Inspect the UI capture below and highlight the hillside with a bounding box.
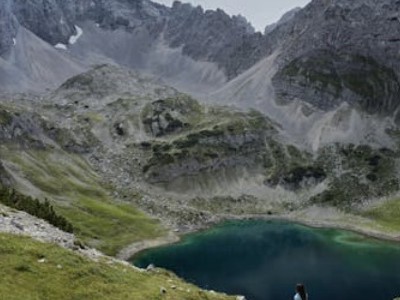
[1,64,400,245]
[0,233,235,300]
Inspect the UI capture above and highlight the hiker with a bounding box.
[294,283,308,300]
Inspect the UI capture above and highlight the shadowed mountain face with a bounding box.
[269,0,400,114]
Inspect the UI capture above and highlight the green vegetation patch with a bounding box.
[0,109,13,126]
[311,144,399,208]
[0,233,235,300]
[143,116,270,175]
[0,148,164,255]
[263,141,319,189]
[0,189,73,233]
[57,197,163,256]
[363,198,400,232]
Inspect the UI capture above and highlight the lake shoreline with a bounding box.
[118,208,400,261]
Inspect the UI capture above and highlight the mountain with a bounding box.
[270,0,400,113]
[1,1,400,298]
[0,0,399,229]
[213,0,400,149]
[0,0,263,95]
[2,0,399,149]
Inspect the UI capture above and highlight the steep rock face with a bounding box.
[144,128,267,185]
[0,105,93,153]
[0,0,165,56]
[1,0,400,149]
[0,0,260,82]
[84,0,168,32]
[275,0,400,66]
[0,108,48,149]
[0,0,18,56]
[2,0,400,98]
[164,1,256,78]
[211,0,400,149]
[264,7,301,35]
[11,0,87,46]
[214,0,400,112]
[269,0,400,113]
[273,50,400,114]
[141,105,276,189]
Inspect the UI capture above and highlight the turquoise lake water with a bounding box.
[133,221,400,300]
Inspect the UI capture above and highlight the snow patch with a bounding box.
[69,25,83,45]
[55,43,68,50]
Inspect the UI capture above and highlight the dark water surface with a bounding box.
[133,221,400,300]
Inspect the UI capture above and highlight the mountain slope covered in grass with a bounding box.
[0,233,235,300]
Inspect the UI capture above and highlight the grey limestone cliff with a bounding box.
[0,0,259,80]
[269,0,400,114]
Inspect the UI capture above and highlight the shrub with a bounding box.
[0,188,73,233]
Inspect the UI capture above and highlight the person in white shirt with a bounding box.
[294,283,308,300]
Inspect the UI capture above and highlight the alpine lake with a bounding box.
[133,221,400,300]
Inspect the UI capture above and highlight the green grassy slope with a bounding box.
[0,148,164,255]
[0,233,235,300]
[363,198,400,232]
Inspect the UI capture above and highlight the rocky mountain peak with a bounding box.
[1,0,400,124]
[264,7,301,35]
[165,1,255,66]
[0,0,261,82]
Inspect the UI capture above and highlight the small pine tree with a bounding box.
[0,188,73,233]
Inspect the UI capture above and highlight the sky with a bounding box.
[154,0,311,32]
